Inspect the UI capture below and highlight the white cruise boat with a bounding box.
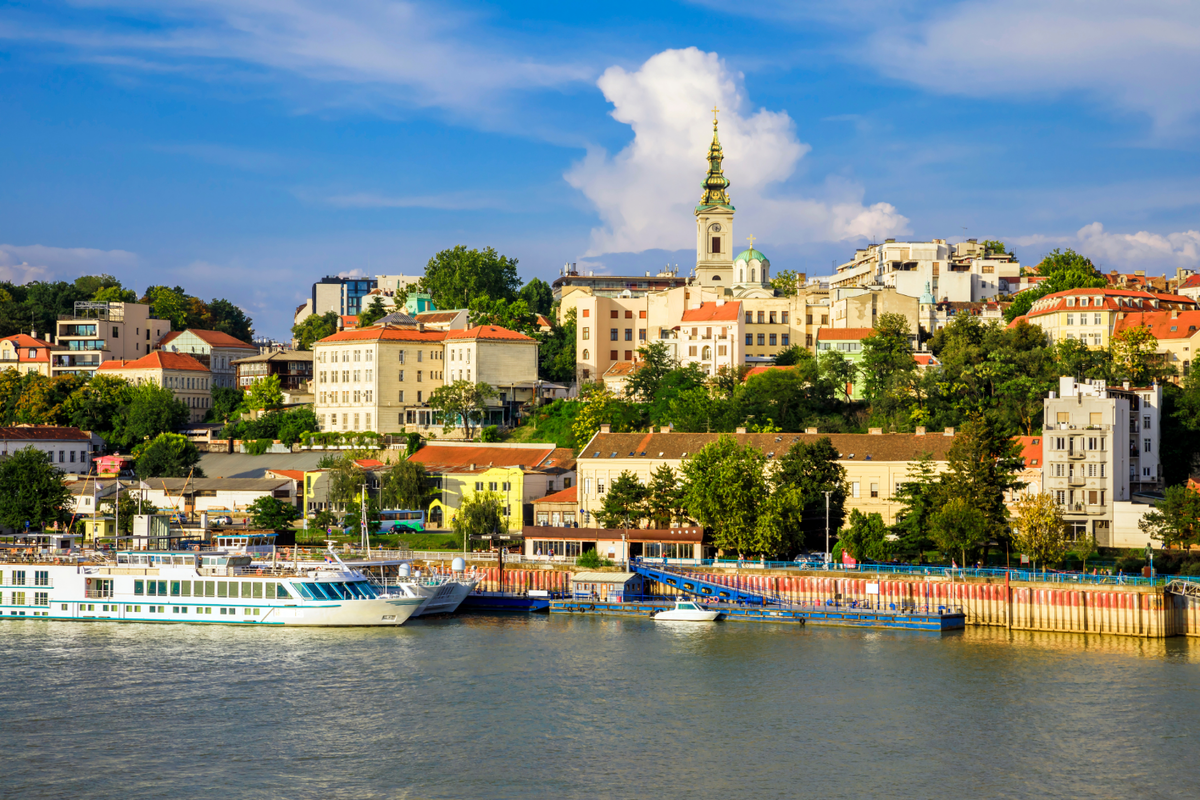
[0,548,423,627]
[354,560,479,617]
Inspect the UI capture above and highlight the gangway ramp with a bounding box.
[632,561,783,606]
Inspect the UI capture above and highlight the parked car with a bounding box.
[214,516,233,526]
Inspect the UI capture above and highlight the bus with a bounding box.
[378,510,426,533]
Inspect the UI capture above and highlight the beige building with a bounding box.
[832,238,1020,303]
[1014,288,1197,348]
[97,351,214,422]
[0,333,53,376]
[577,429,956,527]
[157,329,258,389]
[50,301,170,378]
[831,286,920,336]
[1111,309,1200,382]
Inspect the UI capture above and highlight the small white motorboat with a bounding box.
[653,599,721,622]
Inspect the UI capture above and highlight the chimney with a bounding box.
[868,427,882,435]
[805,427,818,434]
[944,427,955,436]
[915,426,926,435]
[735,427,747,434]
[600,424,611,434]
[660,425,672,433]
[469,463,476,471]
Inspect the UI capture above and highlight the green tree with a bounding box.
[379,460,432,511]
[1138,484,1200,549]
[247,496,300,531]
[417,245,520,310]
[773,437,848,552]
[519,278,554,316]
[206,298,254,343]
[0,446,71,530]
[358,295,388,328]
[62,375,133,446]
[980,240,1010,257]
[838,509,895,562]
[769,269,803,297]
[818,349,858,403]
[427,379,497,440]
[245,374,284,412]
[861,313,915,401]
[326,456,366,512]
[1161,371,1200,486]
[930,496,989,566]
[624,341,677,402]
[454,492,507,547]
[596,471,647,529]
[1011,492,1068,568]
[538,306,576,383]
[572,384,624,446]
[680,435,770,557]
[943,415,1025,538]
[73,274,123,297]
[644,464,686,528]
[772,344,806,366]
[292,311,339,351]
[467,297,537,334]
[121,382,190,448]
[93,285,138,303]
[890,453,941,554]
[1109,326,1160,386]
[144,285,191,329]
[208,385,244,424]
[134,433,204,478]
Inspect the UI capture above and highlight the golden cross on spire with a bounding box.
[747,234,757,250]
[711,105,720,124]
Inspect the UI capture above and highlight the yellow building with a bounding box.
[1014,288,1197,348]
[577,429,956,527]
[1112,309,1200,382]
[96,351,213,422]
[0,333,53,376]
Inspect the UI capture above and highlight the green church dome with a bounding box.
[735,248,768,264]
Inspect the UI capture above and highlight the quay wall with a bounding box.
[450,564,1200,639]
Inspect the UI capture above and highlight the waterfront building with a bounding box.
[1041,377,1162,546]
[0,425,101,475]
[406,442,575,532]
[576,429,955,527]
[49,301,170,378]
[524,525,705,563]
[141,477,296,518]
[0,333,54,376]
[157,329,258,389]
[97,351,214,423]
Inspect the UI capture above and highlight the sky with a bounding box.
[2,1,1200,339]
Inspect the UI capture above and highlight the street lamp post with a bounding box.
[823,490,832,566]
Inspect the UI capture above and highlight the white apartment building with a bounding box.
[1042,377,1161,546]
[50,301,170,378]
[831,239,1020,303]
[0,425,102,475]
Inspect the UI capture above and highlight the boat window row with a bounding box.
[134,579,291,600]
[291,581,377,600]
[0,570,51,586]
[119,553,196,566]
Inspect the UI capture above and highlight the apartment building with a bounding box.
[49,301,170,378]
[576,429,956,527]
[157,329,258,389]
[0,333,53,376]
[0,425,101,475]
[97,351,214,423]
[1015,288,1197,347]
[831,286,920,337]
[233,350,314,392]
[677,301,743,375]
[815,328,874,400]
[1042,377,1162,546]
[442,325,540,411]
[831,239,1020,303]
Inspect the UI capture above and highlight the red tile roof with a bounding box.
[408,443,557,472]
[341,316,358,328]
[443,325,536,342]
[817,328,875,341]
[159,329,257,350]
[603,361,640,377]
[1016,435,1043,468]
[97,351,210,372]
[1112,310,1200,340]
[0,425,90,441]
[1180,275,1200,290]
[680,301,741,323]
[415,311,463,323]
[742,365,796,381]
[266,469,306,481]
[535,486,577,504]
[353,458,386,469]
[2,334,53,362]
[318,327,447,343]
[913,354,940,367]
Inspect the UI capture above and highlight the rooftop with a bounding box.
[408,442,562,473]
[317,326,447,344]
[0,425,91,441]
[582,431,957,462]
[97,351,210,372]
[442,325,536,342]
[534,485,577,505]
[1112,309,1200,340]
[680,301,741,323]
[817,328,875,341]
[158,329,257,350]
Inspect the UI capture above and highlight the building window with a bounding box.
[399,351,406,364]
[598,480,606,495]
[769,334,777,346]
[1144,438,1152,452]
[689,346,697,357]
[757,311,765,324]
[582,309,590,318]
[745,312,752,324]
[625,329,632,341]
[417,371,422,382]
[639,329,646,341]
[625,350,633,360]
[745,334,753,346]
[582,349,590,360]
[582,327,590,340]
[624,310,633,319]
[639,310,647,319]
[1143,415,1151,429]
[399,391,404,403]
[1066,314,1074,325]
[757,334,765,346]
[610,310,619,319]
[781,311,789,324]
[718,345,727,356]
[851,482,860,498]
[417,391,422,402]
[870,483,879,498]
[711,236,721,253]
[610,328,618,341]
[781,335,790,347]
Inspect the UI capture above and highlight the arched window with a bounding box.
[739,270,744,282]
[712,275,721,282]
[702,346,712,360]
[751,268,756,282]
[582,349,590,360]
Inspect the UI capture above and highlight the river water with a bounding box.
[2,614,1198,799]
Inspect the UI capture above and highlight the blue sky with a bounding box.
[2,1,1199,338]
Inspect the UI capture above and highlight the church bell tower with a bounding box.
[695,109,735,287]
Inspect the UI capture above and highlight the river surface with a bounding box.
[1,614,1198,799]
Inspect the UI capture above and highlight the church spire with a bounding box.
[698,107,732,210]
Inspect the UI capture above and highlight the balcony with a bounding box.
[1068,451,1085,460]
[1068,476,1085,486]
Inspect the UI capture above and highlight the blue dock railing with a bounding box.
[632,557,1195,588]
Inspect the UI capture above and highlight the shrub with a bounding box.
[479,425,500,443]
[575,550,612,568]
[245,438,274,456]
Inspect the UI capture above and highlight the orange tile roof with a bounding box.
[415,311,463,323]
[2,334,53,362]
[341,316,359,329]
[1027,289,1197,319]
[535,486,577,504]
[1016,435,1043,468]
[443,325,536,342]
[97,351,210,372]
[817,327,875,341]
[266,469,306,481]
[1180,275,1200,290]
[913,354,940,366]
[353,458,385,469]
[603,361,639,377]
[680,301,741,323]
[318,327,447,344]
[1112,310,1200,340]
[742,365,796,381]
[408,443,556,472]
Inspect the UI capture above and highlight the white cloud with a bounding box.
[1013,222,1200,271]
[565,48,908,258]
[867,1,1200,134]
[1,0,591,112]
[0,244,139,284]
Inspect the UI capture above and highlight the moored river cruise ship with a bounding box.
[0,549,425,627]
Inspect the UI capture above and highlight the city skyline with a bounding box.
[2,1,1199,337]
